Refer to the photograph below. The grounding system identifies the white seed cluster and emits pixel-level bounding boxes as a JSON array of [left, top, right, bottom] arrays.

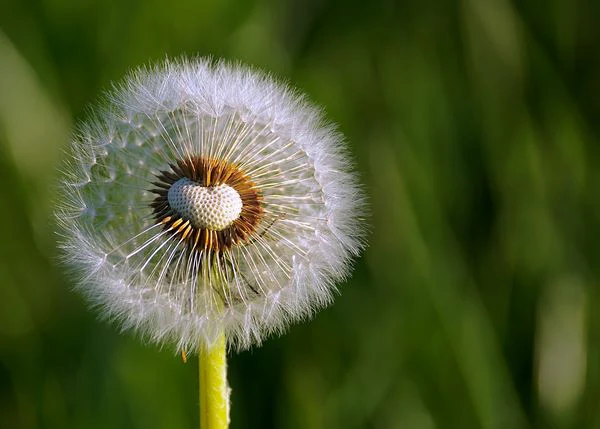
[[58, 59, 367, 352], [167, 178, 243, 231]]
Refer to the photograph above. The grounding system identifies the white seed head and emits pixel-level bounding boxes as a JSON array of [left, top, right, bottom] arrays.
[[167, 179, 242, 231], [55, 57, 367, 352]]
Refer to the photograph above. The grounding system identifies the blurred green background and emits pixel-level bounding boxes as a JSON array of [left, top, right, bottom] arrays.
[[1, 0, 599, 428]]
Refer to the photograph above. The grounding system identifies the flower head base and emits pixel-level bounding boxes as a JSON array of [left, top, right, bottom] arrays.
[[57, 58, 367, 352], [167, 180, 242, 231], [151, 155, 264, 254]]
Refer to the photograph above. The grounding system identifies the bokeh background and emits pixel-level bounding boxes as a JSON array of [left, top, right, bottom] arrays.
[[1, 0, 599, 428]]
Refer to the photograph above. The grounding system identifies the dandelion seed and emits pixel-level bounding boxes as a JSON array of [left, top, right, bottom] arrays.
[[56, 57, 367, 353]]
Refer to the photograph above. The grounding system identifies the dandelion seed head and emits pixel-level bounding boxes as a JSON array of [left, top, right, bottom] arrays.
[[56, 57, 367, 352]]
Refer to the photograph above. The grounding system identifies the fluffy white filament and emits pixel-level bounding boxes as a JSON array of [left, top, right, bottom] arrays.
[[56, 58, 367, 352]]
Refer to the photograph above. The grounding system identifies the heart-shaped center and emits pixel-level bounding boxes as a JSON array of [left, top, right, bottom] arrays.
[[167, 178, 243, 231]]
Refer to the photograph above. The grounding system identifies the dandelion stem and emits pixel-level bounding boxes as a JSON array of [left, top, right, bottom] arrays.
[[199, 333, 229, 429]]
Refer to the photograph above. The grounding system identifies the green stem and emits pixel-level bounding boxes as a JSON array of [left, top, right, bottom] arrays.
[[199, 333, 229, 429]]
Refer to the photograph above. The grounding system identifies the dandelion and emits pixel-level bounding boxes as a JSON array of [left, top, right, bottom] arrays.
[[56, 57, 367, 428]]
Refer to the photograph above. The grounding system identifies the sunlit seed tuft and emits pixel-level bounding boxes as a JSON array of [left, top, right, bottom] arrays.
[[55, 58, 368, 352]]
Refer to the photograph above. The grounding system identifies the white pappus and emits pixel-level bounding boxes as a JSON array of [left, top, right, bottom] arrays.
[[56, 58, 367, 352]]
